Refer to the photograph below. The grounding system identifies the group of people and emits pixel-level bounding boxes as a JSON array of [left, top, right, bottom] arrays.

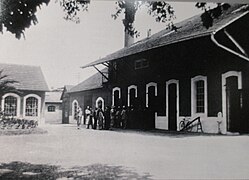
[[75, 105, 130, 130], [76, 104, 155, 130]]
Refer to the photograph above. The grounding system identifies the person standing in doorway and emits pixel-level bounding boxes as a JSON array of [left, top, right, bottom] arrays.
[[96, 106, 104, 130], [104, 106, 110, 130], [115, 106, 121, 128], [121, 106, 128, 129], [109, 106, 116, 130]]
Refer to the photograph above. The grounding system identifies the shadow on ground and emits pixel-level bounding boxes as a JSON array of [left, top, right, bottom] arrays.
[[0, 161, 152, 180]]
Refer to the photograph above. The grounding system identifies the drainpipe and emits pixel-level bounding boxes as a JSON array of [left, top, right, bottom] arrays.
[[211, 10, 249, 62]]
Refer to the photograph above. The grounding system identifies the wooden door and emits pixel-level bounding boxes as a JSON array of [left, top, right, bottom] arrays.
[[226, 76, 241, 132], [168, 83, 177, 131]]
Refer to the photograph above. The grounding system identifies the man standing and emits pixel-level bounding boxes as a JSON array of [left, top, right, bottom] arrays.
[[104, 106, 110, 130], [77, 107, 83, 129], [121, 106, 128, 129], [109, 106, 116, 130], [96, 107, 104, 130], [85, 106, 91, 129], [115, 106, 121, 128]]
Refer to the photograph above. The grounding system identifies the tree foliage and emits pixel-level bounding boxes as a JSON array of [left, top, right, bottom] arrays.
[[111, 1, 175, 37], [59, 0, 175, 38], [196, 3, 231, 29], [0, 70, 19, 98], [58, 0, 89, 23], [0, 0, 50, 39], [0, 0, 234, 39]]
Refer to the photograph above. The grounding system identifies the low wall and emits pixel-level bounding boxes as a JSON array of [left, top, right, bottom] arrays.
[[155, 113, 224, 134]]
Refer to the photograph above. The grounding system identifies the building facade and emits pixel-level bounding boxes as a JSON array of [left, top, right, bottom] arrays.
[[45, 91, 63, 124], [82, 5, 249, 134], [0, 63, 49, 124], [61, 70, 111, 124]]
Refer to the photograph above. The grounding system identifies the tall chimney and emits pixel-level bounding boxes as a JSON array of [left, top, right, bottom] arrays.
[[124, 30, 134, 47]]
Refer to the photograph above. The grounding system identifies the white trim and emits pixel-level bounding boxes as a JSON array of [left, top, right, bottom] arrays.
[[166, 79, 179, 130], [1, 93, 21, 117], [96, 97, 104, 111], [23, 94, 41, 118], [112, 87, 121, 106], [191, 75, 208, 117], [222, 71, 242, 133], [72, 99, 79, 120], [127, 85, 137, 107], [146, 82, 157, 107], [211, 10, 249, 62]]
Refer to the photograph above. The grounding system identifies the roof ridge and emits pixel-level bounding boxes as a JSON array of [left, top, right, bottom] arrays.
[[0, 62, 41, 68]]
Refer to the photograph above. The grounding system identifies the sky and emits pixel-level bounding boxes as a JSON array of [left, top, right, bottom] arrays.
[[0, 0, 203, 89]]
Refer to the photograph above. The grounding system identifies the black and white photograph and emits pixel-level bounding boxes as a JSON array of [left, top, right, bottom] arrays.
[[0, 0, 249, 179]]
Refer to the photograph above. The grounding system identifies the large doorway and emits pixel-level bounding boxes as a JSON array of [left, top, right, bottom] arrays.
[[168, 83, 177, 131], [226, 76, 241, 132], [147, 86, 156, 129], [114, 90, 120, 107]]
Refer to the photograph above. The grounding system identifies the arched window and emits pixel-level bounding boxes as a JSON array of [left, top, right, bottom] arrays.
[[48, 105, 56, 112], [191, 75, 207, 116], [195, 80, 205, 113], [25, 97, 38, 116], [4, 96, 17, 116], [23, 94, 41, 118]]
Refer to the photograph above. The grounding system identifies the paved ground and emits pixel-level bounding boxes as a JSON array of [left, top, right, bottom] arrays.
[[0, 124, 249, 179]]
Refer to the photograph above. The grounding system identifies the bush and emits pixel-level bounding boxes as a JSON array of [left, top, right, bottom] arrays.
[[0, 116, 38, 130]]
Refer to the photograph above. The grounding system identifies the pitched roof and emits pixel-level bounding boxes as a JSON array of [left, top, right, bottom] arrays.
[[65, 85, 74, 91], [0, 63, 49, 91], [82, 4, 249, 68], [68, 69, 107, 93], [45, 91, 63, 103], [60, 85, 74, 100]]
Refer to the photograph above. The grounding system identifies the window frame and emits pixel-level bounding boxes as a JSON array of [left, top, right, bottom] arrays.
[[23, 94, 41, 118], [191, 75, 208, 117], [48, 105, 56, 112], [134, 59, 149, 70], [1, 93, 21, 117]]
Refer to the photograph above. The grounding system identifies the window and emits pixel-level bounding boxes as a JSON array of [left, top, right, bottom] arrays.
[[195, 80, 205, 113], [191, 76, 207, 116], [48, 105, 56, 112], [4, 96, 17, 116], [135, 59, 149, 69], [25, 97, 38, 116]]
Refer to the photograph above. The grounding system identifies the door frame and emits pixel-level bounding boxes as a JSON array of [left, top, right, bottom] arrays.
[[112, 87, 121, 106], [222, 71, 242, 133], [166, 79, 179, 131], [127, 85, 137, 107]]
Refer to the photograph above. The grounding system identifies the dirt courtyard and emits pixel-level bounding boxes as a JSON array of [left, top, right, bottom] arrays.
[[0, 124, 249, 179]]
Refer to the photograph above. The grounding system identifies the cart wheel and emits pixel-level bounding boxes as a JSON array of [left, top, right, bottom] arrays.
[[186, 124, 193, 132], [179, 121, 185, 131]]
